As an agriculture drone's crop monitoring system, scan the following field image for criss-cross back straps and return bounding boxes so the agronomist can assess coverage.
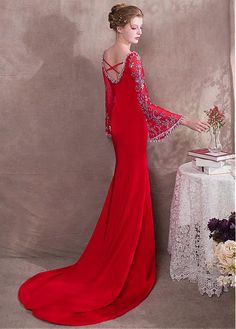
[103,58,124,74]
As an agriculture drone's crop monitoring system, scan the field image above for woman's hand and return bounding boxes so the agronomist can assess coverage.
[181,116,211,132]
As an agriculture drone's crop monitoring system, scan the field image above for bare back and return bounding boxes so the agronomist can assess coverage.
[102,47,132,83]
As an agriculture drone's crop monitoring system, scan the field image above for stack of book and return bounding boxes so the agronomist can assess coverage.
[187,148,235,175]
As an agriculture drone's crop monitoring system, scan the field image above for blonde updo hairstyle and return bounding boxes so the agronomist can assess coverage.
[108,3,143,32]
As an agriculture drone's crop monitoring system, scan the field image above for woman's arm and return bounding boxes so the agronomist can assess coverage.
[128,52,210,140]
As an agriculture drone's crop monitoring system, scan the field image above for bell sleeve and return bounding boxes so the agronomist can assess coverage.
[128,51,184,142]
[102,68,114,138]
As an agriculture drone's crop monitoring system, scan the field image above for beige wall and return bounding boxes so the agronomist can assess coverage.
[0,0,234,257]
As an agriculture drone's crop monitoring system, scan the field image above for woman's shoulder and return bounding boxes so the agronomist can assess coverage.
[102,47,141,62]
[129,50,141,59]
[127,51,142,66]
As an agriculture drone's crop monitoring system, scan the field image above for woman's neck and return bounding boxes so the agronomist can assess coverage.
[114,38,131,53]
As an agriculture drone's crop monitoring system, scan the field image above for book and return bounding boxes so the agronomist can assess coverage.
[194,158,225,168]
[188,148,235,162]
[204,165,231,175]
[192,160,232,175]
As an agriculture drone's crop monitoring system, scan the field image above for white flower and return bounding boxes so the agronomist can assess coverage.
[216,263,232,275]
[230,274,236,287]
[217,275,230,286]
[224,240,236,258]
[217,274,234,287]
[210,240,236,287]
[214,241,236,272]
[217,275,225,286]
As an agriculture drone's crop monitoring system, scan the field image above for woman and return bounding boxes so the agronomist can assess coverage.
[18,3,210,326]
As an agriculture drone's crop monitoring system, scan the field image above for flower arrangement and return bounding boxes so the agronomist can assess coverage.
[204,105,226,152]
[207,212,235,288]
[204,105,226,131]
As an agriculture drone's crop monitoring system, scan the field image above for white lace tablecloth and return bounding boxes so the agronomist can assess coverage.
[167,161,235,297]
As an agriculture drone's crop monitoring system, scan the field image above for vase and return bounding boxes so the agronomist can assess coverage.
[208,127,223,153]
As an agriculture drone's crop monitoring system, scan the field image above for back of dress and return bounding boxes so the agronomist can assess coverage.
[102,50,184,143]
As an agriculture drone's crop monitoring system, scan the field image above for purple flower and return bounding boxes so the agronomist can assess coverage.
[207,212,235,243]
[229,230,235,241]
[228,211,235,224]
[207,218,220,232]
[219,218,230,232]
[219,231,230,242]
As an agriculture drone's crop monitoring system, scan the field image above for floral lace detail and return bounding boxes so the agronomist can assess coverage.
[102,64,113,138]
[128,52,184,142]
[105,112,112,138]
[167,163,235,297]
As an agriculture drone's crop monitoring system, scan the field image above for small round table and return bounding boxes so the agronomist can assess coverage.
[167,161,235,297]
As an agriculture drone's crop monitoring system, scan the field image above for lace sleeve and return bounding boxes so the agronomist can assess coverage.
[102,66,113,138]
[128,51,184,142]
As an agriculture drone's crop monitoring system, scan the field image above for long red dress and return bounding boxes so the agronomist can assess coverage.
[18,50,184,325]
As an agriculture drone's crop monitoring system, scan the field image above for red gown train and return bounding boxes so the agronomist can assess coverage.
[18,50,184,325]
